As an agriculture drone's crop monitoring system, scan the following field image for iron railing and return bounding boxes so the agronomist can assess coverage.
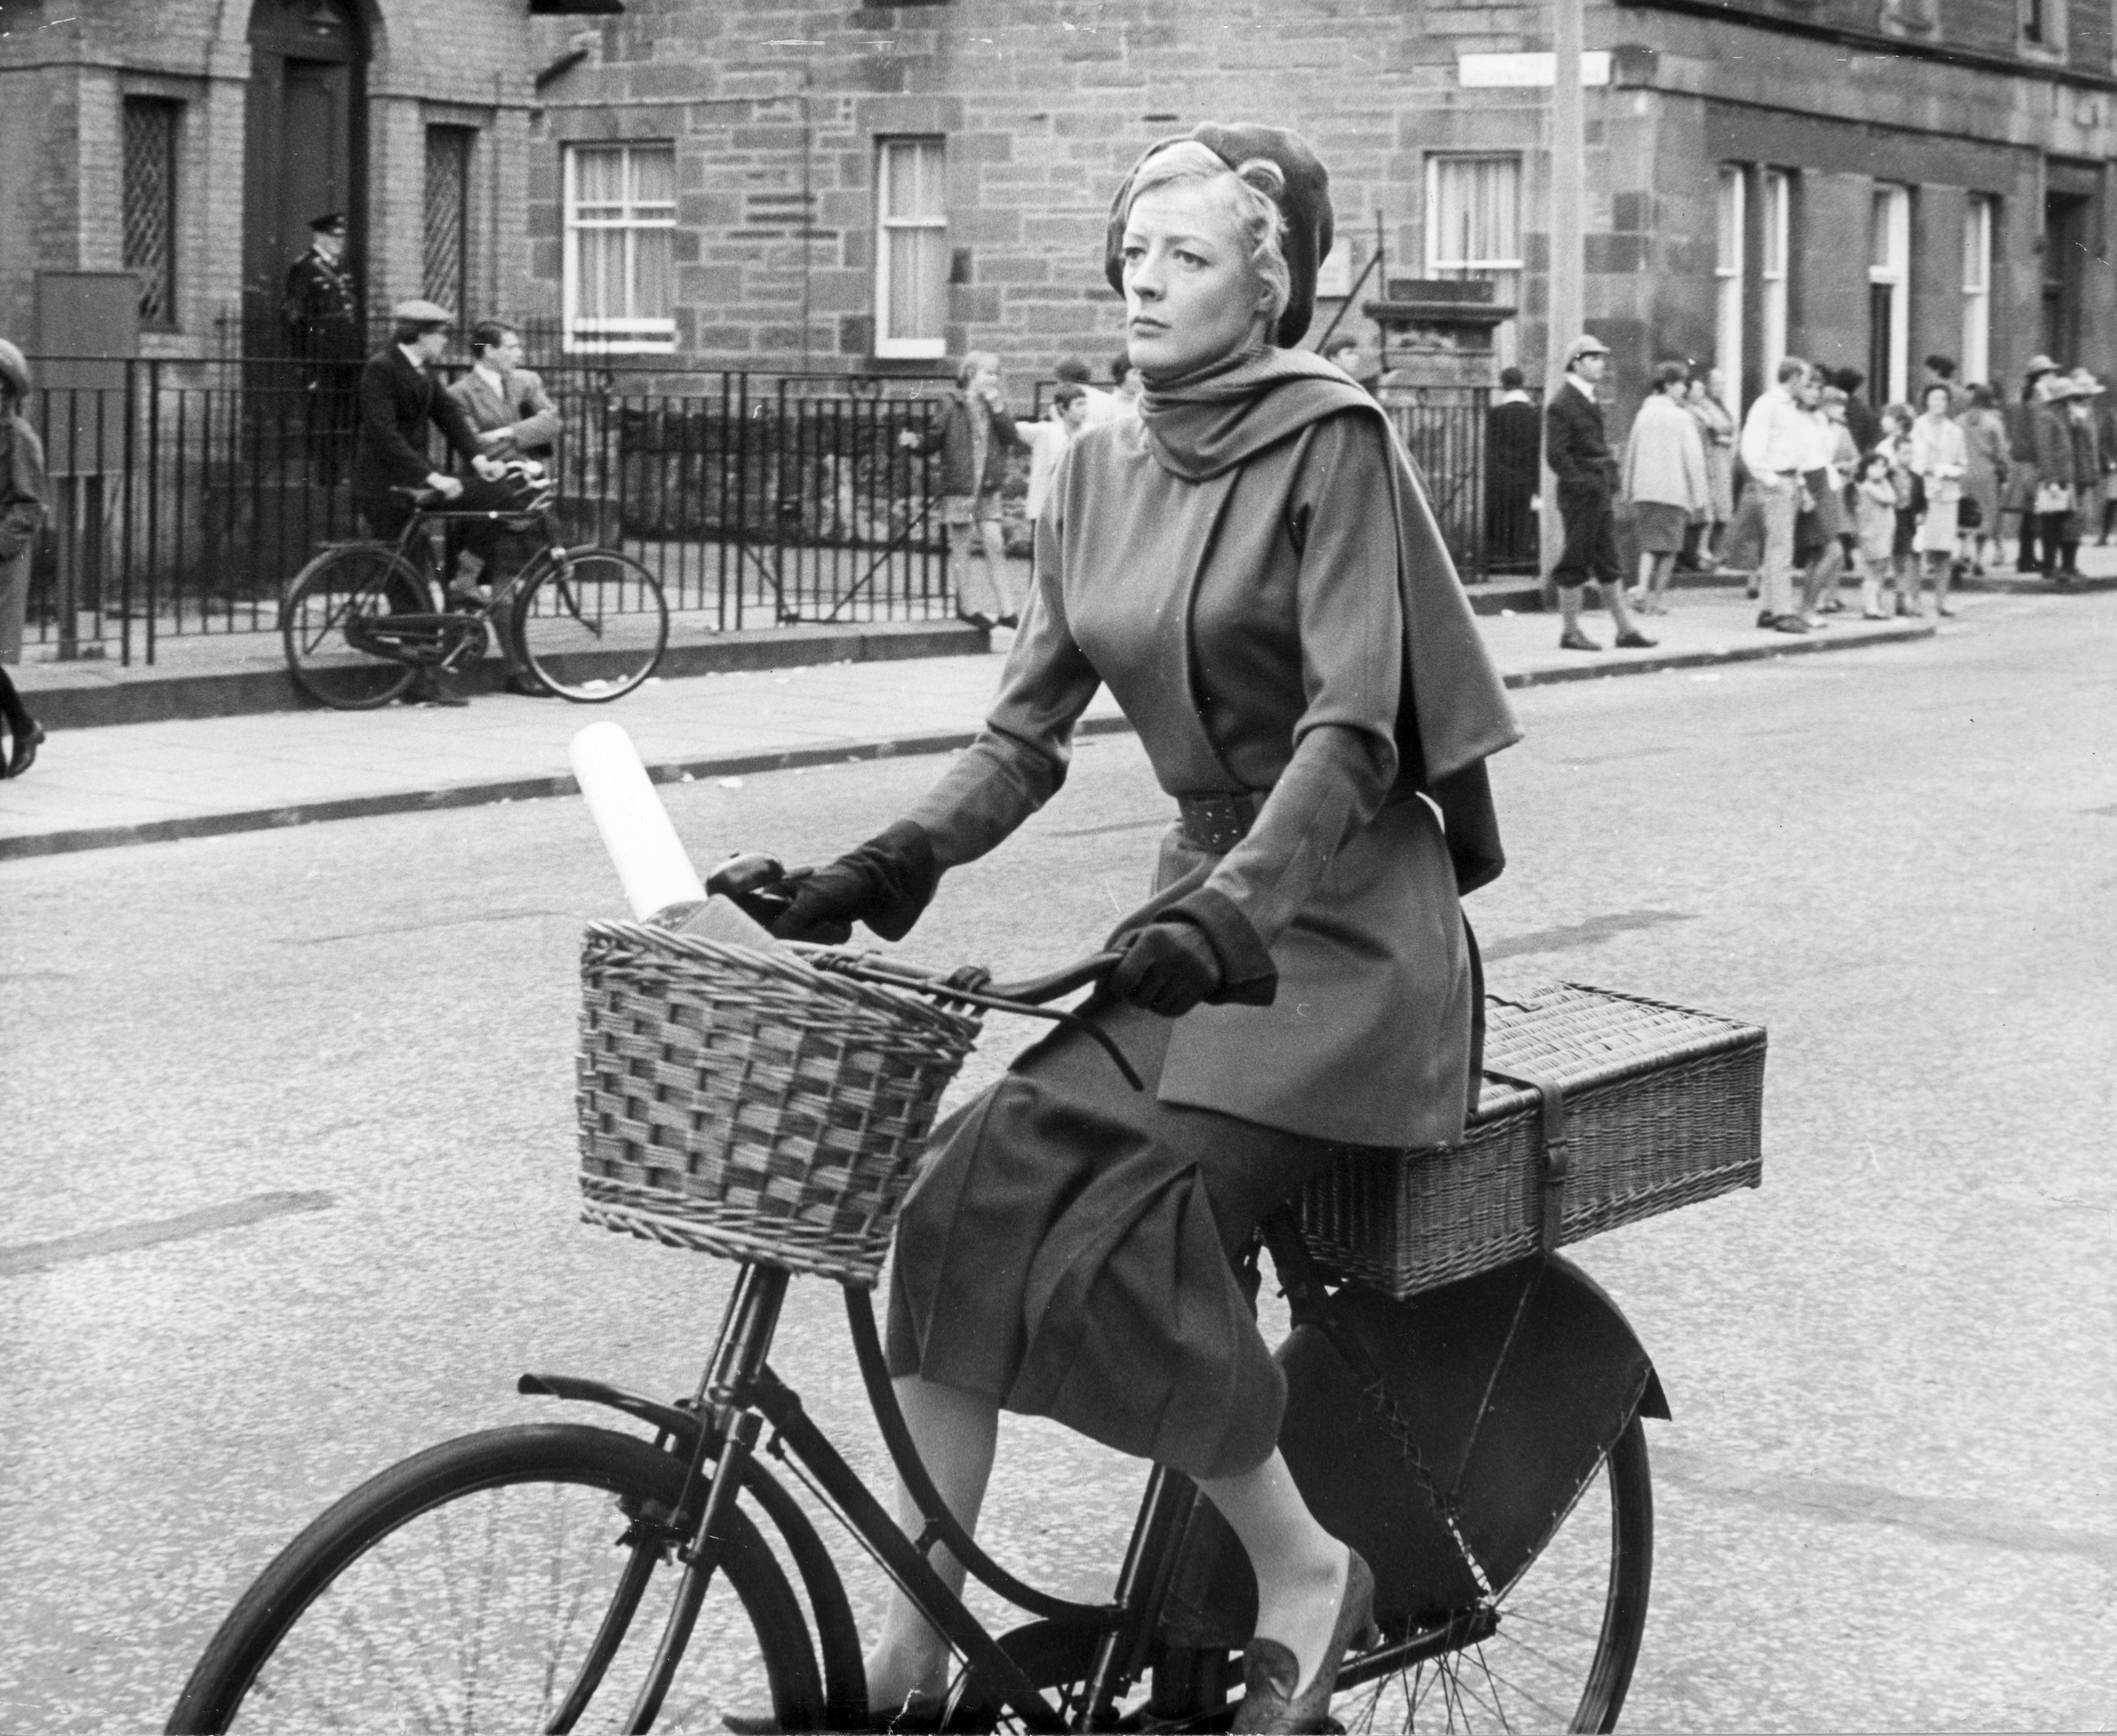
[13,362,1532,666]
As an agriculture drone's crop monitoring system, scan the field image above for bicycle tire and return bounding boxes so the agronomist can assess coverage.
[512,549,669,702]
[1330,1412,1654,1734]
[166,1422,823,1735]
[281,546,429,710]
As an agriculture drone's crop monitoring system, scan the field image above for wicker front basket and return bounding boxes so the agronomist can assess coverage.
[576,922,981,1286]
[1298,983,1765,1299]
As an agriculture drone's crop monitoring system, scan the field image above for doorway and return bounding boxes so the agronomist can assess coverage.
[243,0,367,357]
[2043,191,2090,364]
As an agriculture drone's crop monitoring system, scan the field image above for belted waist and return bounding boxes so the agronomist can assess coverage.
[1175,791,1264,854]
[1175,782,1425,855]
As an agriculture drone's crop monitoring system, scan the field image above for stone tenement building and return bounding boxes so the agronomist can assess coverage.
[525,0,2114,409]
[2,0,2112,415]
[0,0,606,365]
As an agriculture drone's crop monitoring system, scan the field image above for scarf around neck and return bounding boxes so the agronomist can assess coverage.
[1136,348,1520,862]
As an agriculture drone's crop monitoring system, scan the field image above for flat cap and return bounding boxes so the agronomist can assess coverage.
[390,298,455,325]
[2024,353,2060,377]
[309,212,347,234]
[1562,333,1612,366]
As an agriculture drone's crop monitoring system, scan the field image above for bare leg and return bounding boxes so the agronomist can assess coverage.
[1933,550,1957,615]
[978,518,1017,623]
[1197,1450,1353,1698]
[1557,584,1594,644]
[1633,549,1658,611]
[866,1375,1000,1711]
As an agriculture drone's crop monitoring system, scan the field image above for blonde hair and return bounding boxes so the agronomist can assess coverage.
[1123,141,1291,330]
[955,350,999,387]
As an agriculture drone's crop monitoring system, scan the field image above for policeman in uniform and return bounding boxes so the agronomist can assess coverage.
[283,213,362,484]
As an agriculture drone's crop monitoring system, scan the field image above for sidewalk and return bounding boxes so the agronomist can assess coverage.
[0,586,1956,861]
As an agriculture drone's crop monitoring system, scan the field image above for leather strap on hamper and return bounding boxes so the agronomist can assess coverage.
[1483,1064,1570,1254]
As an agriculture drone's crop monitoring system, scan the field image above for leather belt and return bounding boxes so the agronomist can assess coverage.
[1175,791,1262,854]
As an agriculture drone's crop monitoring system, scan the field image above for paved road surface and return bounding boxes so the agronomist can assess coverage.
[1,590,2112,1729]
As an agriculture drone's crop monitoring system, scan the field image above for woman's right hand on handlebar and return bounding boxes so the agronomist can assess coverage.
[708,823,940,945]
[425,471,464,499]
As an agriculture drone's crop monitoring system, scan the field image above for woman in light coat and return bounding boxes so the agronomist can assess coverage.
[1621,361,1711,613]
[1956,383,2009,577]
[1907,383,1968,616]
[1684,371,1738,566]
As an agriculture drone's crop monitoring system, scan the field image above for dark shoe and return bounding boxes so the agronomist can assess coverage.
[1558,629,1602,652]
[955,610,994,632]
[995,613,1020,629]
[505,671,551,697]
[1231,1549,1378,1734]
[1755,609,1777,629]
[5,718,44,778]
[1769,614,1809,634]
[1614,629,1658,649]
[414,682,471,708]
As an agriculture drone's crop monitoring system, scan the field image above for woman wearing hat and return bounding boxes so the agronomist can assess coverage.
[757,124,1517,1732]
[0,338,49,775]
[2029,367,2081,583]
[2003,355,2060,573]
[2063,369,2105,580]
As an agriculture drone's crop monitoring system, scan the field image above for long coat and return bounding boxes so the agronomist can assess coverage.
[351,345,484,499]
[907,353,1518,1148]
[915,389,1022,496]
[1622,392,1711,513]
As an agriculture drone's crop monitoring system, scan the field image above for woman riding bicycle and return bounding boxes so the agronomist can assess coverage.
[763,124,1520,1734]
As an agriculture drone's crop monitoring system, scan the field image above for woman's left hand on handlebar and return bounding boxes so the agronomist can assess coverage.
[1108,919,1223,1017]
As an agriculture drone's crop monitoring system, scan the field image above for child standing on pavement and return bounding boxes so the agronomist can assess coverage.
[1851,450,1901,619]
[1875,404,1920,613]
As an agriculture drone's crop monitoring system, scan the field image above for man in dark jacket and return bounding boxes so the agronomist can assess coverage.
[284,213,362,484]
[1544,334,1654,652]
[1485,365,1540,566]
[351,300,508,704]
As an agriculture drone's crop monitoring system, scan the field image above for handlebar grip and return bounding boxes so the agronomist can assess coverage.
[982,951,1122,1007]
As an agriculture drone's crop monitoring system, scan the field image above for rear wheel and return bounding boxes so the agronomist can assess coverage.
[281,546,428,710]
[167,1423,823,1734]
[1331,1414,1654,1733]
[512,549,669,702]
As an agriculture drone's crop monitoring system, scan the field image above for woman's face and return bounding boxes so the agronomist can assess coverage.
[1120,180,1270,379]
[1922,386,1952,417]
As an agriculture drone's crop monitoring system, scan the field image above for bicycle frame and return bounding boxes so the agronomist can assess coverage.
[524,1260,1159,1732]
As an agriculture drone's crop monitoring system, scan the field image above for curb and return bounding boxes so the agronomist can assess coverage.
[19,619,990,732]
[1502,619,1936,688]
[0,624,1933,864]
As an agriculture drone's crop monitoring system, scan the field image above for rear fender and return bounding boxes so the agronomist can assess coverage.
[1161,1254,1663,1640]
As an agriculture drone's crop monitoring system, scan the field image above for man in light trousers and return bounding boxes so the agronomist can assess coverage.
[1738,356,1817,633]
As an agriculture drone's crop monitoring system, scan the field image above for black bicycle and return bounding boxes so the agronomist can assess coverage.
[169,930,1662,1734]
[280,467,670,708]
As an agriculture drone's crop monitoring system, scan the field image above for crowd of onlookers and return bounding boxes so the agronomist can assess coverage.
[1620,349,2108,636]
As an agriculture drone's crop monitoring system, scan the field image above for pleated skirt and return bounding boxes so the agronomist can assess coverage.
[884,998,1369,1481]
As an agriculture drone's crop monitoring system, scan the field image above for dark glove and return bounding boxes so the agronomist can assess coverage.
[769,820,939,944]
[1108,918,1224,1018]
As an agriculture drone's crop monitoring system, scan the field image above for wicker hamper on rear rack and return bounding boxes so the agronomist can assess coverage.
[1298,983,1765,1299]
[576,922,982,1287]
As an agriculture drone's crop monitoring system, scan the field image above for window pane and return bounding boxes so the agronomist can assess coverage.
[633,227,673,320]
[630,146,675,210]
[123,99,178,326]
[577,229,623,320]
[1430,157,1520,268]
[1715,167,1742,272]
[888,226,946,340]
[575,147,624,206]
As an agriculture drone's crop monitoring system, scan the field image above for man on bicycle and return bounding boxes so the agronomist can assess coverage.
[351,299,510,705]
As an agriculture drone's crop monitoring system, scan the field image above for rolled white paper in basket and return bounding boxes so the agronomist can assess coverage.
[569,722,706,920]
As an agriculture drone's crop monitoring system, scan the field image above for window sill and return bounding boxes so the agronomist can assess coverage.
[875,337,946,360]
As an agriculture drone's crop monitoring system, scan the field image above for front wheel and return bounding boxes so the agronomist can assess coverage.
[1332,1414,1654,1734]
[281,545,428,710]
[167,1423,823,1734]
[512,549,669,702]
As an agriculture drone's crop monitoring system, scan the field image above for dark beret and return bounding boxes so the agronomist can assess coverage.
[1104,122,1335,348]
